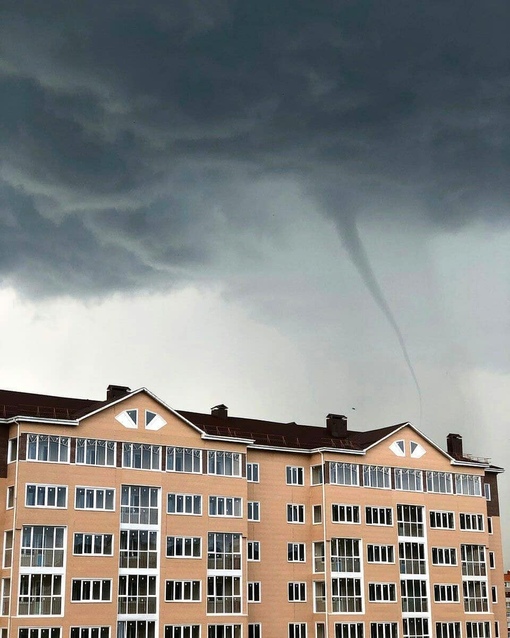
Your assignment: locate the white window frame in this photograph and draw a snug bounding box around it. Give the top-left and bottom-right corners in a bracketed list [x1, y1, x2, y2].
[3, 531, 13, 569]
[431, 547, 457, 566]
[26, 484, 67, 509]
[167, 493, 202, 515]
[122, 442, 161, 471]
[7, 438, 17, 463]
[73, 533, 113, 556]
[332, 504, 360, 524]
[248, 501, 260, 521]
[207, 451, 242, 477]
[394, 468, 423, 492]
[329, 462, 359, 486]
[70, 629, 111, 638]
[289, 624, 307, 638]
[311, 465, 323, 485]
[165, 580, 201, 602]
[76, 438, 116, 467]
[466, 623, 491, 638]
[370, 623, 398, 638]
[436, 623, 461, 638]
[363, 465, 391, 489]
[426, 471, 453, 494]
[286, 466, 305, 486]
[287, 503, 305, 523]
[247, 463, 260, 483]
[18, 574, 63, 616]
[6, 486, 14, 510]
[166, 446, 202, 474]
[248, 582, 261, 603]
[247, 541, 260, 562]
[366, 506, 393, 526]
[209, 496, 242, 518]
[368, 582, 397, 602]
[433, 583, 460, 603]
[429, 510, 455, 530]
[75, 487, 114, 511]
[71, 578, 112, 602]
[459, 513, 484, 531]
[166, 536, 201, 559]
[455, 474, 482, 496]
[288, 582, 306, 602]
[367, 544, 394, 564]
[288, 543, 306, 563]
[164, 627, 200, 638]
[27, 434, 69, 463]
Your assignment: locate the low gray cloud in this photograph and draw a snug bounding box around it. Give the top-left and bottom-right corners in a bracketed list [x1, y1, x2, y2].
[1, 0, 510, 296]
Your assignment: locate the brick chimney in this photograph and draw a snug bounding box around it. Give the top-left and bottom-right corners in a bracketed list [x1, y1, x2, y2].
[447, 433, 463, 458]
[326, 414, 348, 438]
[211, 404, 228, 419]
[106, 385, 131, 401]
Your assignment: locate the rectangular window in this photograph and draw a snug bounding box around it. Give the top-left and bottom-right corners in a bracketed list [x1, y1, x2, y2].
[249, 625, 262, 638]
[367, 544, 394, 564]
[27, 434, 69, 463]
[7, 438, 17, 463]
[247, 463, 259, 482]
[463, 580, 489, 612]
[167, 536, 201, 558]
[289, 625, 307, 638]
[371, 624, 397, 638]
[248, 582, 261, 603]
[75, 487, 114, 511]
[288, 542, 306, 563]
[366, 506, 392, 526]
[434, 584, 459, 602]
[123, 443, 161, 470]
[436, 623, 461, 638]
[19, 574, 62, 615]
[21, 526, 65, 567]
[26, 484, 67, 508]
[455, 474, 482, 496]
[311, 465, 323, 485]
[3, 531, 13, 568]
[432, 547, 457, 566]
[363, 465, 391, 489]
[208, 451, 241, 477]
[314, 582, 326, 612]
[165, 580, 201, 602]
[287, 503, 305, 523]
[166, 446, 202, 473]
[248, 501, 260, 521]
[247, 541, 260, 561]
[331, 577, 362, 613]
[118, 575, 157, 614]
[72, 579, 112, 602]
[209, 496, 242, 517]
[76, 438, 116, 466]
[401, 579, 428, 612]
[429, 510, 455, 529]
[488, 517, 493, 534]
[489, 551, 495, 569]
[288, 582, 306, 602]
[403, 619, 429, 638]
[121, 485, 159, 525]
[427, 471, 453, 494]
[492, 586, 497, 603]
[332, 504, 360, 524]
[19, 631, 62, 638]
[286, 466, 305, 485]
[1, 578, 10, 616]
[313, 542, 324, 572]
[168, 493, 202, 515]
[208, 533, 241, 570]
[484, 483, 491, 500]
[466, 624, 491, 638]
[313, 505, 322, 524]
[120, 529, 158, 569]
[460, 513, 484, 531]
[74, 533, 113, 557]
[368, 582, 397, 602]
[461, 544, 486, 576]
[331, 538, 361, 573]
[329, 462, 359, 486]
[399, 542, 426, 575]
[70, 629, 110, 638]
[207, 627, 241, 638]
[207, 575, 241, 613]
[395, 468, 423, 492]
[165, 628, 199, 638]
[397, 504, 424, 537]
[6, 486, 14, 509]
[336, 625, 364, 638]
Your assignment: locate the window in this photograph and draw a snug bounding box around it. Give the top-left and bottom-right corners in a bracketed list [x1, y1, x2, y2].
[19, 631, 61, 638]
[289, 625, 307, 638]
[395, 468, 423, 492]
[399, 542, 425, 574]
[6, 486, 14, 509]
[121, 485, 159, 525]
[431, 547, 457, 566]
[76, 438, 116, 466]
[168, 493, 202, 515]
[27, 434, 69, 462]
[397, 504, 424, 537]
[248, 625, 261, 638]
[314, 582, 326, 612]
[330, 462, 359, 486]
[21, 526, 65, 567]
[429, 510, 455, 529]
[8, 438, 17, 462]
[311, 465, 323, 485]
[313, 505, 322, 524]
[287, 504, 305, 523]
[3, 531, 12, 568]
[167, 536, 201, 558]
[366, 506, 392, 526]
[120, 529, 157, 569]
[167, 446, 202, 473]
[288, 543, 306, 562]
[463, 580, 489, 612]
[75, 487, 114, 511]
[208, 533, 241, 570]
[166, 580, 201, 602]
[331, 538, 361, 573]
[436, 623, 461, 638]
[332, 504, 360, 524]
[123, 443, 161, 470]
[492, 586, 497, 603]
[118, 575, 157, 614]
[403, 619, 429, 638]
[331, 577, 362, 613]
[426, 471, 453, 494]
[484, 483, 491, 500]
[117, 622, 156, 638]
[165, 628, 199, 638]
[72, 579, 112, 602]
[489, 551, 495, 569]
[247, 541, 260, 561]
[207, 627, 241, 638]
[288, 582, 306, 602]
[209, 496, 242, 517]
[207, 575, 241, 613]
[461, 544, 486, 576]
[19, 574, 62, 615]
[74, 533, 113, 556]
[248, 582, 261, 602]
[455, 474, 482, 496]
[208, 451, 241, 477]
[363, 465, 390, 489]
[247, 463, 259, 482]
[286, 466, 304, 485]
[460, 513, 484, 531]
[313, 542, 324, 572]
[248, 501, 260, 521]
[70, 630, 110, 638]
[26, 484, 67, 508]
[466, 624, 491, 638]
[488, 517, 493, 534]
[434, 584, 459, 602]
[367, 544, 394, 563]
[336, 625, 364, 638]
[371, 624, 398, 638]
[1, 578, 10, 615]
[369, 582, 397, 602]
[401, 579, 428, 612]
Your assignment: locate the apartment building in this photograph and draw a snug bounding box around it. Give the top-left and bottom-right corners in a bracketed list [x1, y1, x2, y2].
[0, 384, 505, 638]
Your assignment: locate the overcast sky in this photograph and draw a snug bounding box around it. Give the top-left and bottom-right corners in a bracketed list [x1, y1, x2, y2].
[2, 0, 510, 559]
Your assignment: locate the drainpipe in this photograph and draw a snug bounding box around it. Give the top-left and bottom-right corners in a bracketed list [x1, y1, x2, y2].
[8, 419, 21, 638]
[321, 451, 329, 638]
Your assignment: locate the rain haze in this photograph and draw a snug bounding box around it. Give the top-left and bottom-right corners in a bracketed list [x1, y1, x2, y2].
[1, 1, 510, 558]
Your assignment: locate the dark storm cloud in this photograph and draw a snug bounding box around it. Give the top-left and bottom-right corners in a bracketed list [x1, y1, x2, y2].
[2, 0, 510, 295]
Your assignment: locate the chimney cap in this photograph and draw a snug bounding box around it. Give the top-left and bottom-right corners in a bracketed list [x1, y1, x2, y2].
[106, 385, 131, 400]
[211, 404, 228, 418]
